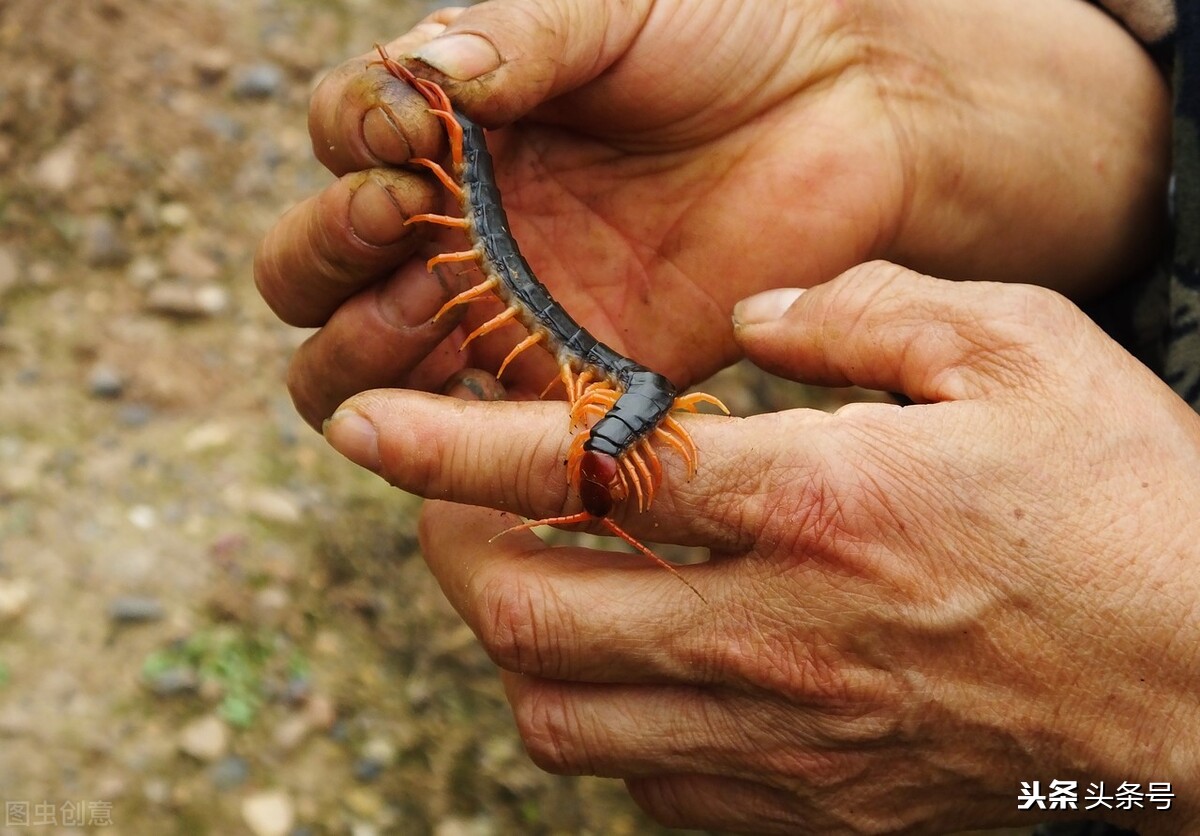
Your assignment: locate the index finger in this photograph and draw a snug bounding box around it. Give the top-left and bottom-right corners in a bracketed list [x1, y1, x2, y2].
[322, 388, 769, 554]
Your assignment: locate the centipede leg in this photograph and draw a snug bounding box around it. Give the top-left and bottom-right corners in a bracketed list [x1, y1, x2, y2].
[410, 157, 462, 199]
[673, 391, 730, 415]
[460, 305, 520, 351]
[434, 275, 498, 321]
[490, 512, 704, 602]
[497, 332, 545, 379]
[406, 213, 469, 230]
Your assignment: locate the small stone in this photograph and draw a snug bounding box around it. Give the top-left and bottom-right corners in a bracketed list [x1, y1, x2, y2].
[342, 787, 384, 821]
[434, 816, 497, 836]
[353, 758, 384, 783]
[252, 586, 290, 628]
[360, 737, 395, 768]
[159, 202, 192, 229]
[126, 254, 162, 287]
[209, 754, 250, 790]
[302, 693, 336, 730]
[117, 403, 155, 427]
[193, 47, 234, 84]
[79, 214, 130, 268]
[0, 578, 32, 622]
[144, 666, 199, 696]
[33, 143, 80, 192]
[145, 280, 229, 318]
[178, 714, 230, 762]
[87, 363, 125, 399]
[128, 505, 157, 530]
[242, 790, 295, 836]
[245, 489, 302, 525]
[108, 596, 165, 624]
[231, 63, 285, 99]
[271, 714, 311, 753]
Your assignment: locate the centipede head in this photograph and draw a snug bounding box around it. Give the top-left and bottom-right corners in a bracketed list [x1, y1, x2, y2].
[576, 450, 626, 518]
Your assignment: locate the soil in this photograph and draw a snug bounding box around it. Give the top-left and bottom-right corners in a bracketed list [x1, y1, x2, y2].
[0, 1, 1025, 835]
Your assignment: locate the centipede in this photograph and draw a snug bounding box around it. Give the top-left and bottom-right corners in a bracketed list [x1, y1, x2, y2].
[375, 46, 728, 598]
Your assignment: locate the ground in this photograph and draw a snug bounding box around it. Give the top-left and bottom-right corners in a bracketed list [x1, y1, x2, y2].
[0, 1, 1024, 835]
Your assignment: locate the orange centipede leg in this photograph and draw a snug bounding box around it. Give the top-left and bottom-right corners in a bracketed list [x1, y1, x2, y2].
[652, 423, 695, 476]
[426, 248, 480, 273]
[460, 305, 520, 351]
[497, 332, 545, 379]
[618, 455, 646, 513]
[410, 157, 462, 198]
[406, 212, 469, 230]
[673, 391, 730, 415]
[624, 447, 657, 511]
[635, 439, 663, 501]
[434, 275, 498, 321]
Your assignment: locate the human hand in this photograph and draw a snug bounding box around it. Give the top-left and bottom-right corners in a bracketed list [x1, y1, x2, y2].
[255, 0, 1169, 429]
[324, 262, 1200, 834]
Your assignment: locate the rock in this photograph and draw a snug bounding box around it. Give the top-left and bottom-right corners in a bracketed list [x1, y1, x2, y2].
[193, 47, 234, 84]
[209, 754, 249, 790]
[87, 363, 125, 399]
[107, 596, 165, 624]
[231, 63, 285, 99]
[251, 586, 290, 628]
[244, 489, 302, 525]
[178, 714, 230, 762]
[302, 693, 336, 730]
[0, 578, 32, 622]
[435, 816, 497, 836]
[242, 790, 295, 836]
[144, 666, 199, 696]
[116, 403, 154, 427]
[145, 280, 229, 319]
[32, 143, 80, 192]
[353, 758, 384, 783]
[271, 713, 311, 753]
[79, 214, 130, 268]
[159, 202, 192, 229]
[125, 254, 162, 288]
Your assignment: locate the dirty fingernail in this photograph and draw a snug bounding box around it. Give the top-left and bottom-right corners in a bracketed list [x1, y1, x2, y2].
[323, 409, 381, 472]
[362, 106, 410, 163]
[412, 34, 501, 80]
[348, 175, 407, 246]
[733, 288, 805, 326]
[442, 369, 506, 402]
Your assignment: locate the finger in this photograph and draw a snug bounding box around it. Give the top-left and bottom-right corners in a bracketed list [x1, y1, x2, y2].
[403, 0, 653, 126]
[286, 259, 472, 429]
[254, 169, 441, 327]
[321, 387, 779, 551]
[308, 9, 465, 175]
[626, 774, 807, 835]
[733, 260, 1094, 402]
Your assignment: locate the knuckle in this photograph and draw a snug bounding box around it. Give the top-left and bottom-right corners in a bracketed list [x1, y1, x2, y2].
[474, 571, 564, 676]
[509, 683, 590, 774]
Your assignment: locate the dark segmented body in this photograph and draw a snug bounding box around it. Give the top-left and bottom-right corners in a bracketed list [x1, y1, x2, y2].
[455, 112, 677, 457]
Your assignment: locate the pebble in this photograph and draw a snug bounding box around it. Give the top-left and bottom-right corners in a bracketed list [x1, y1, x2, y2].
[435, 817, 497, 836]
[242, 790, 295, 836]
[165, 239, 219, 281]
[145, 280, 229, 318]
[178, 714, 230, 762]
[125, 254, 162, 287]
[303, 693, 336, 730]
[117, 403, 155, 427]
[209, 754, 250, 790]
[0, 578, 32, 622]
[87, 363, 125, 399]
[231, 62, 285, 99]
[193, 47, 234, 84]
[32, 143, 79, 192]
[352, 758, 384, 783]
[107, 595, 165, 624]
[159, 202, 192, 229]
[244, 488, 302, 525]
[271, 713, 311, 753]
[144, 666, 200, 696]
[79, 214, 130, 267]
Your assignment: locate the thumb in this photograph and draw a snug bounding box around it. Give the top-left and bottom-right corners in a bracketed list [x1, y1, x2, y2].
[405, 0, 653, 125]
[732, 260, 1088, 402]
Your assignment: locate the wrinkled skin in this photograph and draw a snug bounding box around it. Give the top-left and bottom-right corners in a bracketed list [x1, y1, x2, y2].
[255, 0, 1196, 833]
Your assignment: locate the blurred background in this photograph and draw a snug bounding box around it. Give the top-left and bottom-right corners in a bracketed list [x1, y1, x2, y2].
[0, 1, 908, 834]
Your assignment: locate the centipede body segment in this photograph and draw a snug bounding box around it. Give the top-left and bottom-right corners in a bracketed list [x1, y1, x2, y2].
[375, 47, 728, 598]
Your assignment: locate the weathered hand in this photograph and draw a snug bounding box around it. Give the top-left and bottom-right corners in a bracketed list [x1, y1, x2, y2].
[255, 0, 1168, 428]
[324, 262, 1200, 834]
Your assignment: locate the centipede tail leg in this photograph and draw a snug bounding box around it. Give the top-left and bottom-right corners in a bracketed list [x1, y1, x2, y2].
[673, 392, 730, 415]
[491, 513, 705, 602]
